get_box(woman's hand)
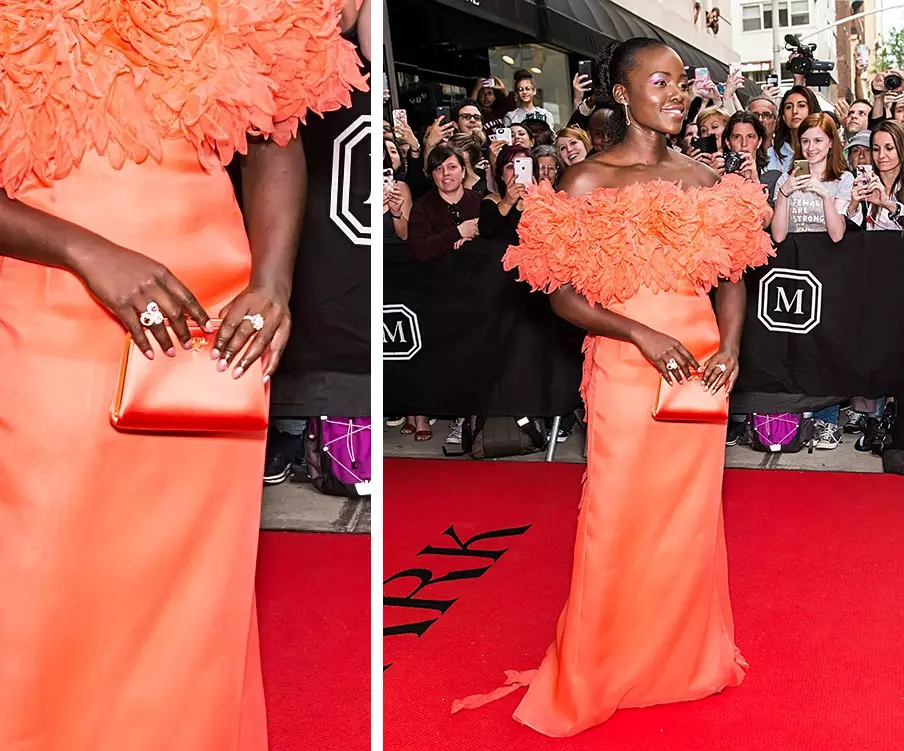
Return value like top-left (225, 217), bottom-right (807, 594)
top-left (865, 176), bottom-right (892, 208)
top-left (501, 178), bottom-right (530, 208)
top-left (387, 185), bottom-right (405, 217)
top-left (394, 120), bottom-right (420, 152)
top-left (779, 174), bottom-right (811, 198)
top-left (457, 218), bottom-right (480, 241)
top-left (212, 286), bottom-right (291, 381)
top-left (798, 175), bottom-right (829, 199)
top-left (488, 138), bottom-right (506, 168)
top-left (424, 116), bottom-right (456, 151)
top-left (738, 151), bottom-right (757, 181)
top-left (710, 152), bottom-right (726, 176)
top-left (572, 72), bottom-right (592, 108)
top-left (631, 327), bottom-right (701, 384)
top-left (723, 71), bottom-right (745, 99)
top-left (687, 147), bottom-right (707, 163)
top-left (71, 240), bottom-right (211, 359)
top-left (701, 348), bottom-right (739, 394)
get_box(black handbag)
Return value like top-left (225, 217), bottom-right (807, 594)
top-left (445, 416), bottom-right (547, 459)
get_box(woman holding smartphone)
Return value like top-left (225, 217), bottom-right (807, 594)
top-left (847, 120), bottom-right (904, 230)
top-left (772, 112), bottom-right (852, 450)
top-left (767, 86), bottom-right (821, 173)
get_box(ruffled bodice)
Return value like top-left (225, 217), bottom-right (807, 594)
top-left (503, 175), bottom-right (775, 308)
top-left (0, 0), bottom-right (368, 197)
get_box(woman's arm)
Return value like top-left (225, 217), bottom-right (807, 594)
top-left (771, 178), bottom-right (792, 243)
top-left (215, 135), bottom-right (306, 378)
top-left (824, 194), bottom-right (848, 243)
top-left (390, 181), bottom-right (412, 240)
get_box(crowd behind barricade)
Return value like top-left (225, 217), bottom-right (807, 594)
top-left (383, 56), bottom-right (904, 460)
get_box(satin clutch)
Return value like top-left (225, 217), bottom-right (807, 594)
top-left (110, 321), bottom-right (269, 433)
top-left (652, 370), bottom-right (729, 424)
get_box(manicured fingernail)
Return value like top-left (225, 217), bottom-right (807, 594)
top-left (182, 340), bottom-right (193, 350)
top-left (217, 359), bottom-right (228, 372)
top-left (210, 348), bottom-right (220, 360)
top-left (166, 348), bottom-right (175, 357)
top-left (203, 321), bottom-right (214, 333)
top-left (144, 349), bottom-right (154, 360)
top-left (232, 366), bottom-right (244, 379)
top-left (263, 374), bottom-right (270, 385)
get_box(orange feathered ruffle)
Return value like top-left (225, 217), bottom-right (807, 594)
top-left (502, 175), bottom-right (775, 308)
top-left (0, 0), bottom-right (369, 197)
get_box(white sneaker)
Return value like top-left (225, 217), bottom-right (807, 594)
top-left (446, 419), bottom-right (463, 444)
top-left (814, 420), bottom-right (841, 450)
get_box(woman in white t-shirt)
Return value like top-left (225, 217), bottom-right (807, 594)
top-left (771, 112), bottom-right (853, 450)
top-left (772, 112), bottom-right (853, 244)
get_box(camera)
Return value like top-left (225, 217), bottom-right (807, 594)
top-left (723, 151), bottom-right (743, 175)
top-left (885, 74), bottom-right (903, 92)
top-left (785, 34), bottom-right (834, 87)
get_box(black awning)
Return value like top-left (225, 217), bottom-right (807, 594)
top-left (539, 0), bottom-right (760, 98)
top-left (432, 0), bottom-right (539, 38)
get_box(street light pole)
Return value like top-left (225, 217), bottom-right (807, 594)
top-left (773, 0), bottom-right (782, 80)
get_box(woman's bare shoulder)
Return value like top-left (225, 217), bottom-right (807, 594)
top-left (557, 160), bottom-right (620, 198)
top-left (667, 150), bottom-right (720, 188)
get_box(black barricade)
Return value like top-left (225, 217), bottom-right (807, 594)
top-left (383, 238), bottom-right (584, 417)
top-left (737, 231), bottom-right (904, 400)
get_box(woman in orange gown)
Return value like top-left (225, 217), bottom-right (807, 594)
top-left (454, 39), bottom-right (774, 736)
top-left (0, 3), bottom-right (366, 749)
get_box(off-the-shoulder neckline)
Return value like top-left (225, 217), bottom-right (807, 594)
top-left (546, 175), bottom-right (743, 199)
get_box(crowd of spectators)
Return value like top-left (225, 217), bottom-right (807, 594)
top-left (384, 57), bottom-right (904, 457)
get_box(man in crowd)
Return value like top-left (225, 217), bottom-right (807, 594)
top-left (845, 130), bottom-right (871, 170)
top-left (455, 100), bottom-right (485, 138)
top-left (504, 69), bottom-right (555, 128)
top-left (747, 96), bottom-right (777, 150)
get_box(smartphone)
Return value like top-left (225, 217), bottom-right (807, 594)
top-left (729, 62), bottom-right (742, 77)
top-left (578, 60), bottom-right (592, 79)
top-left (513, 156), bottom-right (533, 185)
top-left (481, 78), bottom-right (494, 88)
top-left (382, 168), bottom-right (395, 190)
top-left (391, 109), bottom-right (407, 129)
top-left (716, 83), bottom-right (726, 96)
top-left (685, 65), bottom-right (695, 81)
top-left (855, 164), bottom-right (874, 185)
top-left (793, 160), bottom-right (810, 177)
top-left (691, 134), bottom-right (718, 154)
top-left (695, 67), bottom-right (711, 84)
top-left (491, 126), bottom-right (512, 145)
top-left (436, 105), bottom-right (452, 121)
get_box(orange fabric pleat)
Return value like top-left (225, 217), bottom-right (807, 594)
top-left (0, 141), bottom-right (269, 750)
top-left (456, 283), bottom-right (748, 737)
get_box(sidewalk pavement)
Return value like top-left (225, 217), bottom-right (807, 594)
top-left (262, 481), bottom-right (371, 533)
top-left (384, 419), bottom-right (884, 474)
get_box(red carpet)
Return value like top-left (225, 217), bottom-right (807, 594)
top-left (384, 458), bottom-right (904, 750)
top-left (257, 531), bottom-right (369, 751)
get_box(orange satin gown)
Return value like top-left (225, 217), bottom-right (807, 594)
top-left (455, 177), bottom-right (774, 737)
top-left (0, 4), bottom-right (366, 750)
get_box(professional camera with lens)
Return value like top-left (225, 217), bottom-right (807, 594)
top-left (785, 34), bottom-right (835, 87)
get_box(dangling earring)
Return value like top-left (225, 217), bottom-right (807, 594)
top-left (622, 102), bottom-right (630, 126)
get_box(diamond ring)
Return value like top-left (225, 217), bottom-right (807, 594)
top-left (716, 363), bottom-right (727, 373)
top-left (243, 313), bottom-right (265, 331)
top-left (139, 302), bottom-right (165, 328)
top-left (666, 358), bottom-right (679, 371)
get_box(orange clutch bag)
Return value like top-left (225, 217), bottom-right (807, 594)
top-left (652, 370), bottom-right (729, 424)
top-left (110, 321), bottom-right (269, 433)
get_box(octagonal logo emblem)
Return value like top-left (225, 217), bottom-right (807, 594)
top-left (757, 268), bottom-right (822, 334)
top-left (330, 114), bottom-right (371, 246)
top-left (383, 304), bottom-right (422, 360)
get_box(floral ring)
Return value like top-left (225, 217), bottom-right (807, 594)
top-left (716, 363), bottom-right (727, 373)
top-left (139, 302), bottom-right (165, 328)
top-left (666, 358), bottom-right (679, 371)
top-left (243, 313), bottom-right (265, 332)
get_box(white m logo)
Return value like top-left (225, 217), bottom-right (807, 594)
top-left (757, 268), bottom-right (822, 334)
top-left (774, 287), bottom-right (805, 315)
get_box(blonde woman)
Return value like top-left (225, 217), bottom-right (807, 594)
top-left (555, 126), bottom-right (592, 165)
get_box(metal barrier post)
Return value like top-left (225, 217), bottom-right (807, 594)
top-left (545, 415), bottom-right (561, 462)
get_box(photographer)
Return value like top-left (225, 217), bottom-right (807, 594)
top-left (688, 106), bottom-right (729, 173)
top-left (479, 145), bottom-right (537, 243)
top-left (383, 137), bottom-right (412, 242)
top-left (767, 86), bottom-right (820, 173)
top-left (868, 69), bottom-right (904, 129)
top-left (723, 111), bottom-right (780, 212)
top-left (471, 76), bottom-right (511, 135)
top-left (845, 130), bottom-right (872, 171)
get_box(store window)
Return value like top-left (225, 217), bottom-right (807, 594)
top-left (488, 44), bottom-right (571, 130)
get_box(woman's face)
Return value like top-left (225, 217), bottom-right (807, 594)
top-left (680, 122), bottom-right (698, 152)
top-left (699, 116), bottom-right (726, 141)
top-left (618, 45), bottom-right (689, 136)
top-left (799, 126), bottom-right (831, 165)
top-left (589, 109), bottom-right (614, 152)
top-left (783, 93), bottom-right (810, 130)
top-left (847, 145), bottom-right (870, 169)
top-left (511, 124), bottom-right (532, 148)
top-left (894, 102), bottom-right (904, 123)
top-left (556, 136), bottom-right (587, 165)
top-left (477, 87), bottom-right (496, 108)
top-left (384, 140), bottom-right (401, 171)
top-left (432, 156), bottom-right (464, 193)
top-left (872, 131), bottom-right (901, 174)
top-left (728, 122), bottom-right (761, 157)
top-left (537, 155), bottom-right (559, 184)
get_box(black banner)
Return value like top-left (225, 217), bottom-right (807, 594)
top-left (383, 238), bottom-right (584, 417)
top-left (736, 231), bottom-right (904, 401)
